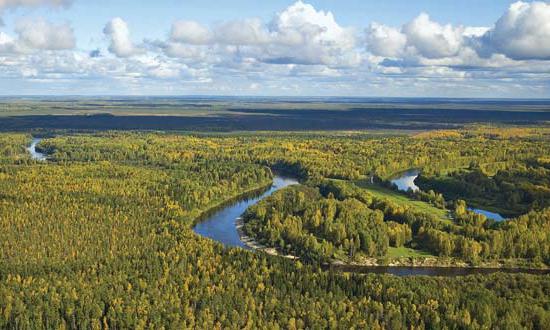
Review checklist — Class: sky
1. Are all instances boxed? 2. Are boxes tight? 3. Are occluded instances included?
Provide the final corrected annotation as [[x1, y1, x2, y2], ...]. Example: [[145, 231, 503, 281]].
[[0, 0, 549, 97]]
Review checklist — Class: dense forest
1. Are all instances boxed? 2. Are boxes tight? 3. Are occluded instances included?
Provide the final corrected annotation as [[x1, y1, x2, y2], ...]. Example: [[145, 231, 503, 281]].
[[0, 128, 550, 328], [243, 185, 389, 262], [416, 163, 550, 217]]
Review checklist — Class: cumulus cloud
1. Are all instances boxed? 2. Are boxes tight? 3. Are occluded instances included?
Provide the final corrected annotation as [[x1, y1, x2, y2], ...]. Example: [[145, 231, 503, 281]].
[[475, 1, 550, 60], [365, 23, 406, 58], [271, 1, 354, 48], [104, 17, 143, 57], [366, 1, 550, 65], [402, 13, 464, 59], [1, 0, 550, 97], [218, 19, 270, 45], [163, 1, 357, 66], [366, 13, 467, 59], [14, 17, 75, 50], [170, 20, 212, 45]]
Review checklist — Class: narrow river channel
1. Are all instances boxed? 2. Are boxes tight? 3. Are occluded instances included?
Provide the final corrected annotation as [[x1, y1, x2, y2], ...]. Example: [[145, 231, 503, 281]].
[[27, 138, 47, 161]]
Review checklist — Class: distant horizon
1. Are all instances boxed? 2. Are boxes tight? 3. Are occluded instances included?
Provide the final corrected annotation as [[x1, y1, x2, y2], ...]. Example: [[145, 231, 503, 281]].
[[1, 95, 550, 102]]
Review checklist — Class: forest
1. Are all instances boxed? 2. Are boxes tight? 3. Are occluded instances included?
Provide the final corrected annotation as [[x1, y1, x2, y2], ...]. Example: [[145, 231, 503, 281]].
[[416, 163, 550, 217], [0, 127, 549, 328]]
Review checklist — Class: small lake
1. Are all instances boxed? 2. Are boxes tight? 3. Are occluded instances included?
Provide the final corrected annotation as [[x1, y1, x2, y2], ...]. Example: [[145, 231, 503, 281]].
[[193, 176, 299, 248], [27, 138, 47, 161]]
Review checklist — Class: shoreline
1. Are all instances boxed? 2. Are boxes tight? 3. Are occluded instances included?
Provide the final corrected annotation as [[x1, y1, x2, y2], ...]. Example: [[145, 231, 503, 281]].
[[236, 217, 299, 260]]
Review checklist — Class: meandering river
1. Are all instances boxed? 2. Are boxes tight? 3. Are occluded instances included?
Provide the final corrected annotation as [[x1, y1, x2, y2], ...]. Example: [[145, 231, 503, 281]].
[[193, 173, 548, 276], [20, 141, 549, 276]]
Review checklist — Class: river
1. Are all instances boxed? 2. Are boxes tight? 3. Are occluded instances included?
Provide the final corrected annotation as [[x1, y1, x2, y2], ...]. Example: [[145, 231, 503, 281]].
[[193, 176, 299, 248], [19, 142, 547, 276], [193, 174, 548, 276], [27, 138, 47, 161], [391, 170, 506, 222]]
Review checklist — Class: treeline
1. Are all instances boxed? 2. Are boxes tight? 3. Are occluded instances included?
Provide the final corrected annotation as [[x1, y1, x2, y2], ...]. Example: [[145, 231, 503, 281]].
[[422, 205, 550, 264], [39, 127, 550, 181]]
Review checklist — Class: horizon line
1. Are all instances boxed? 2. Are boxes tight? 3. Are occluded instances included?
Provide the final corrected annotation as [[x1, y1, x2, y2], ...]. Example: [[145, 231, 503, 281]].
[[1, 95, 550, 101]]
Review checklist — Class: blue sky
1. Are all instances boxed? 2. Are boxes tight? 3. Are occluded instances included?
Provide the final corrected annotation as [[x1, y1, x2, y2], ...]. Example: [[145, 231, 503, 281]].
[[1, 0, 517, 48], [0, 0, 549, 97]]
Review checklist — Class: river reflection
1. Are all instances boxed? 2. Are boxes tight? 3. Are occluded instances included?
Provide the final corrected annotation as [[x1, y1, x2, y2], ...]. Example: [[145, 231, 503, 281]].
[[468, 207, 506, 222]]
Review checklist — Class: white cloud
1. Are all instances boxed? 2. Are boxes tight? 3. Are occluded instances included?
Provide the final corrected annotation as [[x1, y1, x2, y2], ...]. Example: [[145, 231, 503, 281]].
[[14, 17, 75, 50], [0, 0, 71, 9], [170, 20, 211, 45], [0, 31, 15, 53], [104, 17, 143, 57], [164, 1, 357, 66], [475, 1, 550, 60], [271, 1, 354, 48], [1, 0, 550, 97], [401, 13, 464, 59], [216, 19, 269, 45], [266, 0, 356, 65], [365, 22, 406, 58], [365, 13, 475, 60]]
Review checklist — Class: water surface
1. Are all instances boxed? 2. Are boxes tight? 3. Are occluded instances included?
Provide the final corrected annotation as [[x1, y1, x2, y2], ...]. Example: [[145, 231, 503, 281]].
[[391, 169, 420, 192], [193, 176, 299, 248], [27, 138, 47, 161], [468, 207, 506, 222], [328, 265, 549, 277]]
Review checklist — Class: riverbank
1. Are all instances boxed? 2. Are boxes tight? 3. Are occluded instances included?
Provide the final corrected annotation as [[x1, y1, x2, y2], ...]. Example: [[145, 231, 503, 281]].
[[236, 217, 299, 260], [332, 256, 549, 270], [237, 222, 549, 271]]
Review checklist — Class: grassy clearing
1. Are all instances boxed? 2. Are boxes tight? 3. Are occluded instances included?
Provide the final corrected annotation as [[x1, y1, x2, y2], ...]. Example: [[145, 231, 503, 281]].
[[354, 180, 452, 223], [387, 247, 435, 258]]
